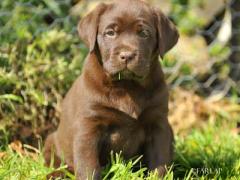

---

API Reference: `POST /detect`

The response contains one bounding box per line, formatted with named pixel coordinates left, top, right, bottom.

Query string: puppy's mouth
left=112, top=69, right=145, bottom=81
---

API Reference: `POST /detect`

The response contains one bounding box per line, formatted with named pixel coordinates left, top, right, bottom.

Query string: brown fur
left=44, top=0, right=179, bottom=179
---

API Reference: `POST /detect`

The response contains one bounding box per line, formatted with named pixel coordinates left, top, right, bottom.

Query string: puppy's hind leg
left=44, top=132, right=70, bottom=179
left=43, top=132, right=62, bottom=168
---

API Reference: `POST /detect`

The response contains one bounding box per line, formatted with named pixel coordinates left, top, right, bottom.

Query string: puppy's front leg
left=73, top=125, right=102, bottom=180
left=144, top=120, right=174, bottom=176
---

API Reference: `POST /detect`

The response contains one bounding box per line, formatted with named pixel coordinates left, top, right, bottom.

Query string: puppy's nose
left=119, top=51, right=136, bottom=62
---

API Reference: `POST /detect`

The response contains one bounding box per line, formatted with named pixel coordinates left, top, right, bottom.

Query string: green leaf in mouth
left=118, top=72, right=121, bottom=80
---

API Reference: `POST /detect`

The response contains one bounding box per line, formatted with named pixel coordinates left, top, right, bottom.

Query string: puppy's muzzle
left=119, top=51, right=137, bottom=63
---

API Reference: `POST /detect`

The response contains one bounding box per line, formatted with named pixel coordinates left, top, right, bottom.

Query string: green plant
left=0, top=0, right=87, bottom=143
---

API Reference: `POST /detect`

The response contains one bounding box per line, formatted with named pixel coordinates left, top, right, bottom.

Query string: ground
left=1, top=120, right=239, bottom=180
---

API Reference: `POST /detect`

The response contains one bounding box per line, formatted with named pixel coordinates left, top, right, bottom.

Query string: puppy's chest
left=108, top=125, right=145, bottom=158
left=109, top=90, right=146, bottom=119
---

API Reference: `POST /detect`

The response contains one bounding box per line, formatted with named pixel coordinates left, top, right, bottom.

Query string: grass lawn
left=0, top=121, right=239, bottom=180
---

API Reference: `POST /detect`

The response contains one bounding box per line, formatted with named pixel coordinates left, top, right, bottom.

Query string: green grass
left=0, top=149, right=52, bottom=179
left=1, top=122, right=239, bottom=180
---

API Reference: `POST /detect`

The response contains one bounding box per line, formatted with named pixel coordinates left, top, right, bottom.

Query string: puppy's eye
left=105, top=29, right=116, bottom=38
left=138, top=29, right=150, bottom=38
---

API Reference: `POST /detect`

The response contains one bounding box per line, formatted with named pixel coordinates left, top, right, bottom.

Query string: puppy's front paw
left=156, top=165, right=168, bottom=177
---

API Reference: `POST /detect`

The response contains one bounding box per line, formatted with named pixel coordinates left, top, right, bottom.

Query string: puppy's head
left=78, top=0, right=179, bottom=81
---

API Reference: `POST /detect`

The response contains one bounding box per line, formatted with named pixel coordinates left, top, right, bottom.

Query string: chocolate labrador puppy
left=44, top=0, right=179, bottom=179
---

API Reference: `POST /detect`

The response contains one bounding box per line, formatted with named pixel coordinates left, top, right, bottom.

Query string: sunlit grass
left=0, top=121, right=239, bottom=180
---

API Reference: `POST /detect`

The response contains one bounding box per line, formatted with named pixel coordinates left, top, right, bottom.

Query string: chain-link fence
left=162, top=0, right=240, bottom=101
left=0, top=0, right=239, bottom=143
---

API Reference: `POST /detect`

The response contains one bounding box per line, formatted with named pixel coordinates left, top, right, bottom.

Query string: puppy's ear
left=78, top=3, right=107, bottom=52
left=154, top=9, right=179, bottom=58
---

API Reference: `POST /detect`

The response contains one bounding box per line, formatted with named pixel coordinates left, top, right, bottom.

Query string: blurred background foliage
left=0, top=0, right=240, bottom=146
